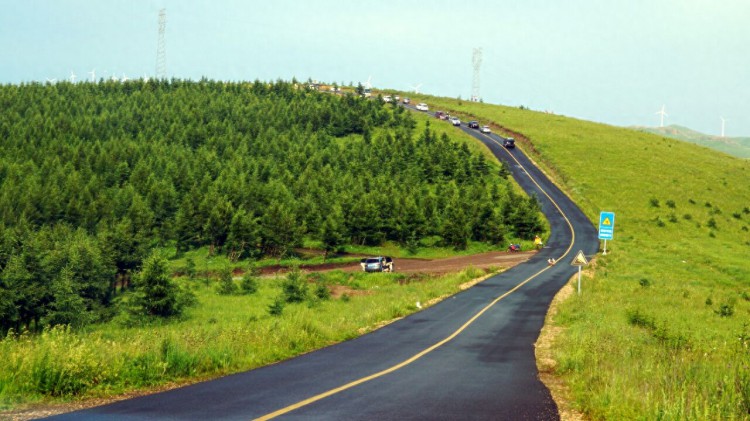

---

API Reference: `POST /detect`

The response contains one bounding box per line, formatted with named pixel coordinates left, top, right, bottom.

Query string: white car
left=480, top=125, right=491, bottom=133
left=449, top=116, right=461, bottom=126
left=416, top=103, right=429, bottom=111
left=383, top=95, right=392, bottom=103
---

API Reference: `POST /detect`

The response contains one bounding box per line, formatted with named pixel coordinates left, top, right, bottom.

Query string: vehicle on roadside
left=449, top=116, right=461, bottom=126
left=503, top=137, right=516, bottom=148
left=394, top=95, right=400, bottom=101
left=416, top=103, right=429, bottom=111
left=480, top=125, right=491, bottom=133
left=434, top=111, right=448, bottom=120
left=360, top=256, right=394, bottom=272
left=402, top=97, right=410, bottom=104
left=468, top=121, right=479, bottom=129
left=383, top=95, right=392, bottom=103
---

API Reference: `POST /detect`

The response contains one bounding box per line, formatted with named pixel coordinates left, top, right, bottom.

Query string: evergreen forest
left=0, top=79, right=543, bottom=334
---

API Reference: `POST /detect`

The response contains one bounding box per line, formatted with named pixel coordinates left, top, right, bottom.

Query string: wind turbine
left=69, top=71, right=77, bottom=83
left=364, top=75, right=373, bottom=90
left=121, top=73, right=129, bottom=82
left=142, top=74, right=150, bottom=82
left=88, top=69, right=96, bottom=83
left=409, top=83, right=423, bottom=94
left=720, top=117, right=728, bottom=137
left=655, top=105, right=668, bottom=127
left=46, top=78, right=57, bottom=84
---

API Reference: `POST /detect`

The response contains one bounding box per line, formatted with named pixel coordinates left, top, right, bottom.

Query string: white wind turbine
left=121, top=73, right=129, bottom=82
left=363, top=75, right=373, bottom=90
left=88, top=69, right=96, bottom=83
left=655, top=105, right=668, bottom=127
left=46, top=78, right=57, bottom=84
left=69, top=71, right=77, bottom=83
left=410, top=83, right=422, bottom=94
left=720, top=117, right=728, bottom=137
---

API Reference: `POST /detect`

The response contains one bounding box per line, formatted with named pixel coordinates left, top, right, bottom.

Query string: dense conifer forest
left=0, top=79, right=543, bottom=333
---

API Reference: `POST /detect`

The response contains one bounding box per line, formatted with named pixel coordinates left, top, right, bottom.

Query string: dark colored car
left=503, top=137, right=516, bottom=148
left=468, top=121, right=479, bottom=129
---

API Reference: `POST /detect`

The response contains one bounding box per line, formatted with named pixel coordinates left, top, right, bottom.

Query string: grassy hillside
left=404, top=94, right=750, bottom=419
left=634, top=124, right=750, bottom=159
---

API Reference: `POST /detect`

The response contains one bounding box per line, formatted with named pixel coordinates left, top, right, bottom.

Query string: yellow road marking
left=254, top=131, right=578, bottom=421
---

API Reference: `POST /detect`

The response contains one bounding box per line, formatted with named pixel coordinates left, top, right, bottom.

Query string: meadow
left=409, top=93, right=750, bottom=419
left=0, top=266, right=495, bottom=409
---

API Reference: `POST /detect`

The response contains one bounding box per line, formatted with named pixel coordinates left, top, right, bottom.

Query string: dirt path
left=258, top=251, right=535, bottom=276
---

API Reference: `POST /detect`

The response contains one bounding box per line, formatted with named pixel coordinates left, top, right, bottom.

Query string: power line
left=471, top=47, right=482, bottom=102
left=156, top=8, right=167, bottom=79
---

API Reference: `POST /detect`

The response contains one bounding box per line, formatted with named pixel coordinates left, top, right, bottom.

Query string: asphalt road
left=47, top=106, right=599, bottom=421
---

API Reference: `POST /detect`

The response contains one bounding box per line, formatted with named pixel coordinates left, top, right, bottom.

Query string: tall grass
left=0, top=267, right=493, bottom=408
left=418, top=94, right=750, bottom=419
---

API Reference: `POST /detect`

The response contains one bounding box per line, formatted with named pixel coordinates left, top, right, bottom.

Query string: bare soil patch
left=259, top=250, right=534, bottom=277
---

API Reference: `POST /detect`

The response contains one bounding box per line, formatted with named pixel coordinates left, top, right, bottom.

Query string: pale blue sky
left=2, top=0, right=748, bottom=136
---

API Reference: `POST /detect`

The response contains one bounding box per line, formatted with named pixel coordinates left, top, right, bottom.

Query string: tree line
left=0, top=79, right=543, bottom=333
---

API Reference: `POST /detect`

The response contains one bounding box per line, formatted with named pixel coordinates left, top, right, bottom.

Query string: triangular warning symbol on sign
left=602, top=217, right=611, bottom=226
left=571, top=250, right=588, bottom=266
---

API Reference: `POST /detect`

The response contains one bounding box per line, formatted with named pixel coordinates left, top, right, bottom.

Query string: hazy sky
left=2, top=0, right=748, bottom=136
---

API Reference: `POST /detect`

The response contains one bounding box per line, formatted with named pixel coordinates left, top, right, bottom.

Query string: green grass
left=0, top=267, right=497, bottom=409
left=413, top=94, right=750, bottom=419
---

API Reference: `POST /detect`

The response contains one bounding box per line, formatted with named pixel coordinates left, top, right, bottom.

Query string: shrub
left=626, top=309, right=655, bottom=330
left=315, top=284, right=331, bottom=300
left=216, top=266, right=238, bottom=295
left=268, top=298, right=284, bottom=316
left=716, top=303, right=734, bottom=317
left=281, top=267, right=308, bottom=303
left=683, top=213, right=693, bottom=220
left=666, top=200, right=676, bottom=208
left=240, top=273, right=259, bottom=295
left=639, top=278, right=651, bottom=288
left=707, top=218, right=718, bottom=229
left=649, top=198, right=660, bottom=207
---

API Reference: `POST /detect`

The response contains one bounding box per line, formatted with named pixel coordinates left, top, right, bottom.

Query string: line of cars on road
left=409, top=100, right=515, bottom=148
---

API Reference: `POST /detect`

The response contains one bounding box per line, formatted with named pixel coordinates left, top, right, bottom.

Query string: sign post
left=571, top=250, right=589, bottom=295
left=598, top=211, right=615, bottom=255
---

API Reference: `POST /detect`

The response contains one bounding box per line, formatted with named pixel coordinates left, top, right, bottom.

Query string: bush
left=281, top=267, right=308, bottom=303
left=216, top=266, right=238, bottom=295
left=240, top=273, right=259, bottom=295
left=315, top=284, right=331, bottom=300
left=649, top=198, right=660, bottom=207
left=268, top=297, right=284, bottom=316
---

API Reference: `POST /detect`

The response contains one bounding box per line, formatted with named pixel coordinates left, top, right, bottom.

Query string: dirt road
left=258, top=251, right=535, bottom=276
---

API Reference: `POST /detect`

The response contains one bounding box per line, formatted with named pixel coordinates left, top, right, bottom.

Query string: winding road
left=48, top=106, right=599, bottom=420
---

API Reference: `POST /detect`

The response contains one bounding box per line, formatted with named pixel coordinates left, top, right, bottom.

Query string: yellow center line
left=254, top=130, right=577, bottom=421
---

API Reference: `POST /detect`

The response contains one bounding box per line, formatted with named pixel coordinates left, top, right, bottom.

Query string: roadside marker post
left=571, top=250, right=589, bottom=295
left=598, top=211, right=615, bottom=255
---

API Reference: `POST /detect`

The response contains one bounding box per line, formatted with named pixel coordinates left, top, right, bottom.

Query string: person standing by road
left=534, top=235, right=543, bottom=250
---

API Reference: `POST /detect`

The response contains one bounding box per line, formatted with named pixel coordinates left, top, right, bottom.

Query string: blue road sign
left=599, top=211, right=615, bottom=240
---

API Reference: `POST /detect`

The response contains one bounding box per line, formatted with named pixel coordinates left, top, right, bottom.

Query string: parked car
left=468, top=121, right=479, bottom=129
left=383, top=95, right=392, bottom=103
left=360, top=256, right=394, bottom=272
left=449, top=116, right=461, bottom=126
left=416, top=103, right=429, bottom=111
left=480, top=125, right=491, bottom=133
left=434, top=111, right=448, bottom=120
left=394, top=95, right=400, bottom=101
left=503, top=137, right=516, bottom=148
left=402, top=97, right=410, bottom=104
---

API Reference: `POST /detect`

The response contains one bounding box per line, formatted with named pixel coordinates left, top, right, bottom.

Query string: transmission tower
left=471, top=48, right=482, bottom=102
left=155, top=8, right=167, bottom=79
